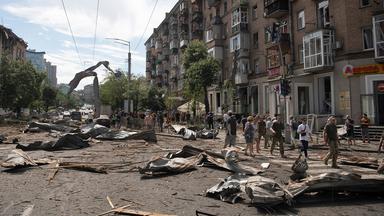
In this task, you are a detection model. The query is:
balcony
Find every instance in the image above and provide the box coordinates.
[303,29,335,71]
[267,66,281,78]
[207,0,220,7]
[180,40,189,48]
[237,48,250,58]
[235,73,248,85]
[264,0,288,18]
[265,33,290,53]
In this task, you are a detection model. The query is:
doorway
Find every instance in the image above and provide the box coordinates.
[374,81,384,125]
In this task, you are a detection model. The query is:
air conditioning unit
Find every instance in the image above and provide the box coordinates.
[335,40,343,49]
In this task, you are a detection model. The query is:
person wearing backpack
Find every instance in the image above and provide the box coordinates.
[297,118,312,158]
[243,116,255,156]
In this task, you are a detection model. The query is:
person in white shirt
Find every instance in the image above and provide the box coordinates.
[297,118,312,158]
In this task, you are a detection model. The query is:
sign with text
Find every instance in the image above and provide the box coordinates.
[343,64,384,77]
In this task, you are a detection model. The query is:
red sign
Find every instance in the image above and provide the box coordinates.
[268,67,281,78]
[378,83,384,92]
[343,64,384,77]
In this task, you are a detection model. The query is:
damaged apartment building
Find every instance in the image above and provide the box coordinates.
[145,0,384,128]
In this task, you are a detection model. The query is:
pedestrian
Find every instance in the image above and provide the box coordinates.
[241,115,247,132]
[157,111,164,132]
[297,118,312,158]
[289,116,299,149]
[323,116,339,168]
[256,115,268,150]
[223,112,229,130]
[270,115,286,158]
[265,116,273,148]
[243,116,255,156]
[360,113,370,143]
[345,115,355,146]
[224,110,237,148]
[206,112,214,129]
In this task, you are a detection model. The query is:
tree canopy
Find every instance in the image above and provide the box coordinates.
[182,40,220,114]
[0,55,45,114]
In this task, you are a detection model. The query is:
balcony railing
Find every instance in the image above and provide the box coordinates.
[264,0,288,18]
[235,73,248,85]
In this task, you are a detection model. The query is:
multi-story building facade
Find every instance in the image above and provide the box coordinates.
[0,25,27,60]
[146,0,383,128]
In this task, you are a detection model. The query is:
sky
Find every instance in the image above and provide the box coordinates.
[0,0,178,89]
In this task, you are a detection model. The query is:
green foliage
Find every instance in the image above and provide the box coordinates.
[100,73,129,110]
[42,85,58,112]
[182,40,208,70]
[55,91,81,109]
[182,42,220,114]
[141,86,165,112]
[0,55,45,114]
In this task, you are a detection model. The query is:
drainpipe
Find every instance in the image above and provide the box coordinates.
[289,0,295,74]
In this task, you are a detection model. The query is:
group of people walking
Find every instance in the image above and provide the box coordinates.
[223,110,312,159]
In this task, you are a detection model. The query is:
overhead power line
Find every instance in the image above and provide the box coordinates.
[133,0,158,51]
[92,0,100,62]
[61,0,83,66]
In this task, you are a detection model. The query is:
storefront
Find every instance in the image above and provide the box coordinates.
[343,64,384,125]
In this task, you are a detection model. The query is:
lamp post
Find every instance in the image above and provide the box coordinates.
[105,37,132,112]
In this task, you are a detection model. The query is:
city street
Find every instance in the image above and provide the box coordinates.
[1,124,383,216]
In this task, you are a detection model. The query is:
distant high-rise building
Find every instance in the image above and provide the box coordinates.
[83,84,94,104]
[46,61,57,87]
[26,49,46,72]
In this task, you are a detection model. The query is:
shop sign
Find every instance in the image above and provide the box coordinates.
[378,83,384,92]
[268,67,280,78]
[343,64,384,77]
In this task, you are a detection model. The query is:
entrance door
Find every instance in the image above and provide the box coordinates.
[374,81,384,125]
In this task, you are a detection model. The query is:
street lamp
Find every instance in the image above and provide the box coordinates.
[105,37,132,112]
[105,37,131,80]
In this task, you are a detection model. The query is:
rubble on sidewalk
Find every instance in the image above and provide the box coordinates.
[339,155,379,169]
[16,134,89,151]
[95,130,157,143]
[0,134,6,143]
[171,125,219,140]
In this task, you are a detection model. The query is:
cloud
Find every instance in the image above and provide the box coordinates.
[2,0,177,41]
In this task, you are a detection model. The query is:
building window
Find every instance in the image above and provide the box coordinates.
[253,32,258,48]
[224,1,227,13]
[298,86,310,115]
[254,59,260,74]
[303,29,335,69]
[208,48,214,57]
[362,27,373,50]
[361,0,371,7]
[252,5,257,19]
[206,29,213,42]
[279,20,288,33]
[298,44,304,64]
[239,59,249,74]
[298,10,305,30]
[265,26,272,43]
[373,14,384,58]
[232,7,248,28]
[318,1,330,28]
[230,34,240,52]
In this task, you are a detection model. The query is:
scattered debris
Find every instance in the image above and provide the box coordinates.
[20,204,34,216]
[25,122,77,133]
[0,134,6,143]
[140,145,262,177]
[16,134,89,151]
[339,155,379,169]
[80,123,110,138]
[261,163,270,169]
[96,130,157,143]
[98,196,176,216]
[207,171,384,206]
[290,154,308,181]
[196,129,219,139]
[0,149,54,168]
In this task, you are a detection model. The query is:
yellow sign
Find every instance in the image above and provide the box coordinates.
[343,64,384,77]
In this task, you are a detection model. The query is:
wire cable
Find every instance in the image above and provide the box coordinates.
[92,0,100,62]
[61,0,83,66]
[133,0,158,51]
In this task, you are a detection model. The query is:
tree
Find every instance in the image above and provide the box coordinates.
[141,86,166,112]
[100,73,129,111]
[0,55,44,116]
[182,41,220,114]
[42,85,57,112]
